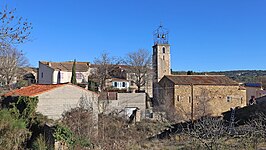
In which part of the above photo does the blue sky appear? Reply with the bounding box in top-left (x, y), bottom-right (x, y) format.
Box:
top-left (1, 0), bottom-right (266, 71)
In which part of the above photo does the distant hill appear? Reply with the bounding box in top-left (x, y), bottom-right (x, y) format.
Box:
top-left (172, 70), bottom-right (266, 89)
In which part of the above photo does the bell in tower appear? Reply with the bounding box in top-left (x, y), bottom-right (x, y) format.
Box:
top-left (152, 24), bottom-right (171, 83)
top-left (153, 25), bottom-right (169, 45)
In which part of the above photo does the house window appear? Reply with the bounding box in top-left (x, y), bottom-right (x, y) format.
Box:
top-left (176, 95), bottom-right (180, 102)
top-left (130, 81), bottom-right (134, 86)
top-left (162, 47), bottom-right (165, 53)
top-left (122, 82), bottom-right (126, 87)
top-left (114, 82), bottom-right (117, 87)
top-left (227, 96), bottom-right (232, 102)
top-left (41, 72), bottom-right (43, 78)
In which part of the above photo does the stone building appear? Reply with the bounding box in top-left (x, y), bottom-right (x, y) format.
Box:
top-left (158, 75), bottom-right (246, 120)
top-left (151, 25), bottom-right (246, 120)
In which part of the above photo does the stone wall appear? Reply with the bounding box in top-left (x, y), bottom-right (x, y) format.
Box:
top-left (158, 77), bottom-right (246, 121)
top-left (157, 77), bottom-right (175, 105)
top-left (174, 85), bottom-right (246, 120)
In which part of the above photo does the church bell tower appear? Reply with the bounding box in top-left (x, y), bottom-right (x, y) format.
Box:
top-left (152, 24), bottom-right (171, 83)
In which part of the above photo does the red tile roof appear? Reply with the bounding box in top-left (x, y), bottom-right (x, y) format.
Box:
top-left (3, 84), bottom-right (66, 97)
top-left (164, 75), bottom-right (239, 86)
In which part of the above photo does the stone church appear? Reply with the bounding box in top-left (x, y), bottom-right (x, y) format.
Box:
top-left (152, 25), bottom-right (246, 120)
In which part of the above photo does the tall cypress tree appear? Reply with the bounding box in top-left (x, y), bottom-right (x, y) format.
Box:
top-left (71, 59), bottom-right (77, 85)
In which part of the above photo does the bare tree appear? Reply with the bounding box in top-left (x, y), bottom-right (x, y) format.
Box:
top-left (237, 113), bottom-right (266, 150)
top-left (0, 43), bottom-right (28, 86)
top-left (0, 6), bottom-right (32, 87)
top-left (90, 52), bottom-right (120, 91)
top-left (124, 49), bottom-right (152, 92)
top-left (183, 116), bottom-right (229, 150)
top-left (0, 6), bottom-right (32, 45)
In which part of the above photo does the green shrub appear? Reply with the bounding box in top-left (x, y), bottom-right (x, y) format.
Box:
top-left (0, 109), bottom-right (31, 149)
top-left (32, 134), bottom-right (47, 150)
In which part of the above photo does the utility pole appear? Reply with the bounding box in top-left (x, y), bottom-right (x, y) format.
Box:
top-left (191, 84), bottom-right (194, 122)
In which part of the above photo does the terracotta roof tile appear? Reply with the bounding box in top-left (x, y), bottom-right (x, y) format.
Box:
top-left (164, 75), bottom-right (239, 86)
top-left (3, 84), bottom-right (66, 97)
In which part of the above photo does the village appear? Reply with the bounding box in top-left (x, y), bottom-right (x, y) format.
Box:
top-left (1, 24), bottom-right (266, 149)
top-left (1, 1), bottom-right (266, 150)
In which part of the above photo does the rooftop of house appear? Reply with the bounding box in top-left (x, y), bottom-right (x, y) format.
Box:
top-left (3, 83), bottom-right (99, 97)
top-left (40, 61), bottom-right (90, 72)
top-left (163, 75), bottom-right (240, 86)
top-left (3, 84), bottom-right (67, 97)
top-left (40, 61), bottom-right (149, 74)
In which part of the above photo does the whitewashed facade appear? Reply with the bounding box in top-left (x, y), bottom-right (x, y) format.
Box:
top-left (38, 61), bottom-right (91, 85)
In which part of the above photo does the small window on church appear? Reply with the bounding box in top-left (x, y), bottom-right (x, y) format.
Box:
top-left (188, 96), bottom-right (191, 103)
top-left (176, 95), bottom-right (180, 102)
top-left (162, 47), bottom-right (165, 53)
top-left (163, 55), bottom-right (165, 60)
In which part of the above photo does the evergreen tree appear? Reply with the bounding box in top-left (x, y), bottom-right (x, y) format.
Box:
top-left (71, 59), bottom-right (77, 85)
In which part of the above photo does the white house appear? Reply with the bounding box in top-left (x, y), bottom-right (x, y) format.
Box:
top-left (38, 61), bottom-right (92, 85)
top-left (2, 83), bottom-right (99, 120)
top-left (111, 78), bottom-right (130, 90)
